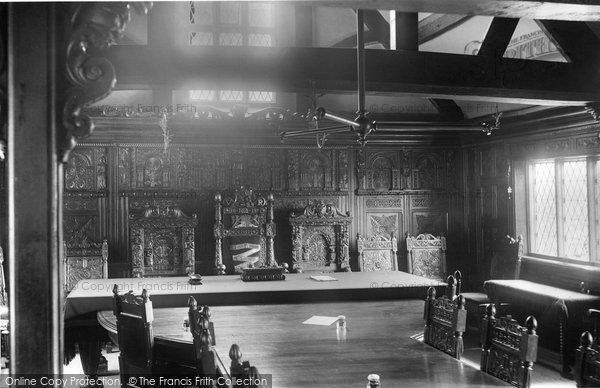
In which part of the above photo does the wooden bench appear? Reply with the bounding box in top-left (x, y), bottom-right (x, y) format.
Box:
top-left (484, 264), bottom-right (600, 376)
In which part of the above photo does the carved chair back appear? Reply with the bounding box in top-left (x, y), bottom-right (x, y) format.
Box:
top-left (406, 233), bottom-right (446, 280)
top-left (423, 279), bottom-right (467, 359)
top-left (480, 304), bottom-right (538, 388)
top-left (575, 329), bottom-right (600, 387)
top-left (64, 238), bottom-right (108, 294)
top-left (214, 187), bottom-right (276, 274)
top-left (229, 344), bottom-right (261, 388)
top-left (289, 201), bottom-right (352, 273)
top-left (188, 296), bottom-right (221, 379)
top-left (0, 246), bottom-right (7, 364)
top-left (0, 246), bottom-right (6, 307)
top-left (357, 232), bottom-right (398, 272)
top-left (130, 205), bottom-right (197, 277)
top-left (112, 285), bottom-right (155, 378)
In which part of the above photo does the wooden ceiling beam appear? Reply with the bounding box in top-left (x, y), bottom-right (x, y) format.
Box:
top-left (299, 0), bottom-right (600, 22)
top-left (418, 14), bottom-right (472, 45)
top-left (478, 17), bottom-right (519, 57)
top-left (537, 20), bottom-right (600, 64)
top-left (104, 45), bottom-right (600, 105)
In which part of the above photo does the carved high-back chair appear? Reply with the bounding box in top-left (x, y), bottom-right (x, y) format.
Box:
top-left (423, 276), bottom-right (467, 359)
top-left (214, 187), bottom-right (276, 275)
top-left (113, 285), bottom-right (155, 385)
top-left (406, 233), bottom-right (446, 280)
top-left (289, 201), bottom-right (352, 273)
top-left (357, 232), bottom-right (398, 272)
top-left (229, 344), bottom-right (261, 388)
top-left (130, 205), bottom-right (198, 277)
top-left (574, 309), bottom-right (600, 387)
top-left (480, 304), bottom-right (538, 388)
top-left (64, 238), bottom-right (108, 294)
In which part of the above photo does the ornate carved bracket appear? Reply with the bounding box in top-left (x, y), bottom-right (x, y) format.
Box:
top-left (61, 2), bottom-right (151, 163)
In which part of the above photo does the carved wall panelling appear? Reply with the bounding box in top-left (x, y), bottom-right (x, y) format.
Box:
top-left (64, 147), bottom-right (108, 193)
top-left (411, 211), bottom-right (448, 237)
top-left (413, 153), bottom-right (441, 190)
top-left (357, 149), bottom-right (410, 194)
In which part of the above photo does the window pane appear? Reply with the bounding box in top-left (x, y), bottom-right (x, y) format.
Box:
top-left (219, 32), bottom-right (243, 46)
top-left (189, 31), bottom-right (214, 46)
top-left (189, 2), bottom-right (213, 25)
top-left (220, 2), bottom-right (242, 25)
top-left (220, 90), bottom-right (244, 102)
top-left (249, 91), bottom-right (275, 103)
top-left (561, 161), bottom-right (589, 260)
top-left (248, 3), bottom-right (273, 27)
top-left (532, 162), bottom-right (557, 256)
top-left (248, 33), bottom-right (273, 47)
top-left (190, 90), bottom-right (216, 102)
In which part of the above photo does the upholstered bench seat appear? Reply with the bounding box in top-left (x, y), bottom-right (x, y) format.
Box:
top-left (484, 279), bottom-right (600, 376)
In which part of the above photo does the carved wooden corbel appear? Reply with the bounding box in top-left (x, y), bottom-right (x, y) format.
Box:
top-left (61, 2), bottom-right (151, 163)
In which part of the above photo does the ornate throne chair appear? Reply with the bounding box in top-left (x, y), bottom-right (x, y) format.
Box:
top-left (214, 187), bottom-right (276, 275)
top-left (357, 232), bottom-right (398, 272)
top-left (130, 205), bottom-right (198, 277)
top-left (406, 233), bottom-right (446, 280)
top-left (289, 201), bottom-right (352, 273)
top-left (64, 238), bottom-right (108, 294)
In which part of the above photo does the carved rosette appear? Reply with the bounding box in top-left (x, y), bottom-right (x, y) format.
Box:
top-left (61, 2), bottom-right (151, 163)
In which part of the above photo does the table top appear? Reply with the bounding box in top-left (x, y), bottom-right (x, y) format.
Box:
top-left (485, 279), bottom-right (600, 304)
top-left (98, 300), bottom-right (507, 388)
top-left (66, 271), bottom-right (445, 320)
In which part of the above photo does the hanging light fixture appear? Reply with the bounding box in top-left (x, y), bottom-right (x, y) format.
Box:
top-left (482, 104), bottom-right (503, 136)
top-left (280, 9), bottom-right (482, 148)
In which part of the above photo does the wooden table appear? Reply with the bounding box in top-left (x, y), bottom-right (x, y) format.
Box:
top-left (98, 300), bottom-right (507, 388)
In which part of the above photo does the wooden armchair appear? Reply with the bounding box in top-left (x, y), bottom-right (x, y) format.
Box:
top-left (480, 304), bottom-right (538, 388)
top-left (112, 285), bottom-right (154, 387)
top-left (423, 276), bottom-right (467, 359)
top-left (406, 233), bottom-right (446, 280)
top-left (229, 344), bottom-right (261, 388)
top-left (574, 309), bottom-right (600, 387)
top-left (64, 238), bottom-right (108, 294)
top-left (214, 187), bottom-right (276, 275)
top-left (357, 232), bottom-right (398, 272)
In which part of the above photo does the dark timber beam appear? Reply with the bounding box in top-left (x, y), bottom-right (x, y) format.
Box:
top-left (418, 14), bottom-right (472, 45)
top-left (8, 2), bottom-right (63, 373)
top-left (478, 17), bottom-right (520, 57)
top-left (333, 30), bottom-right (381, 48)
top-left (104, 45), bottom-right (600, 105)
top-left (295, 0), bottom-right (600, 22)
top-left (537, 20), bottom-right (600, 64)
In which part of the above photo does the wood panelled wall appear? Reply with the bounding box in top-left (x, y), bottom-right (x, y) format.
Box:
top-left (63, 142), bottom-right (463, 277)
top-left (462, 117), bottom-right (600, 290)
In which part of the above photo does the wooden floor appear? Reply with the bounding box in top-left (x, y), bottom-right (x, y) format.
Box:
top-left (11, 299), bottom-right (575, 387)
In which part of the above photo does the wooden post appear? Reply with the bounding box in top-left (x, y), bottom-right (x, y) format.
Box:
top-left (8, 3), bottom-right (63, 374)
top-left (423, 287), bottom-right (436, 343)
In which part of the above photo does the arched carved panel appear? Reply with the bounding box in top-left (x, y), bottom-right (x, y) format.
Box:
top-left (414, 154), bottom-right (440, 190)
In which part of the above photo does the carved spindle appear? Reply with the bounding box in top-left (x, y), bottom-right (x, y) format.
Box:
top-left (214, 192), bottom-right (224, 275)
top-left (480, 303), bottom-right (496, 371)
top-left (424, 287), bottom-right (436, 343)
top-left (455, 295), bottom-right (466, 360)
top-left (522, 316), bottom-right (538, 388)
top-left (454, 270), bottom-right (462, 296)
top-left (575, 331), bottom-right (593, 387)
top-left (229, 343), bottom-right (243, 371)
top-left (266, 193), bottom-right (275, 266)
top-left (589, 309), bottom-right (600, 349)
top-left (446, 275), bottom-right (456, 299)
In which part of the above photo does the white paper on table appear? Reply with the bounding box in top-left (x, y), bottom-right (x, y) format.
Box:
top-left (309, 275), bottom-right (338, 281)
top-left (302, 315), bottom-right (340, 326)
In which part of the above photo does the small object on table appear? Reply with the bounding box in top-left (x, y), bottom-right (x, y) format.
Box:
top-left (183, 318), bottom-right (190, 332)
top-left (241, 267), bottom-right (285, 282)
top-left (188, 274), bottom-right (202, 285)
top-left (367, 374), bottom-right (380, 387)
top-left (282, 262), bottom-right (289, 273)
